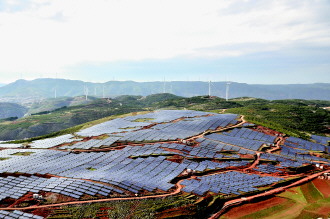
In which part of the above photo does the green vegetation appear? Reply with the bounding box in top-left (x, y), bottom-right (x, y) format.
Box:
top-left (0, 94), bottom-right (329, 141)
top-left (11, 152), bottom-right (34, 156)
top-left (27, 96), bottom-right (97, 115)
top-left (222, 180), bottom-right (330, 219)
top-left (132, 118), bottom-right (155, 122)
top-left (0, 157), bottom-right (10, 161)
top-left (0, 102), bottom-right (27, 119)
top-left (227, 103), bottom-right (330, 139)
top-left (301, 181), bottom-right (324, 202)
top-left (59, 196), bottom-right (195, 219)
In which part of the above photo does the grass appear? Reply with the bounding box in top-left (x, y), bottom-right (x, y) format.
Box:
top-left (86, 167), bottom-right (97, 171)
top-left (237, 199), bottom-right (296, 219)
top-left (0, 157), bottom-right (10, 160)
top-left (301, 181), bottom-right (324, 203)
top-left (59, 196), bottom-right (194, 219)
top-left (11, 152), bottom-right (34, 156)
top-left (132, 118), bottom-right (155, 122)
top-left (278, 187), bottom-right (307, 204)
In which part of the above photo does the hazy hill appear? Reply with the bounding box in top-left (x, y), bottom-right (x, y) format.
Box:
top-left (0, 102), bottom-right (27, 119)
top-left (0, 79), bottom-right (329, 103)
top-left (27, 96), bottom-right (98, 115)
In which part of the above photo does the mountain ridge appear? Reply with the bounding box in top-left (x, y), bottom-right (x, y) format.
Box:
top-left (0, 78), bottom-right (329, 103)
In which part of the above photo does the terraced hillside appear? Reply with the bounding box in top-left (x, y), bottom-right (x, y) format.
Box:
top-left (0, 110), bottom-right (329, 218)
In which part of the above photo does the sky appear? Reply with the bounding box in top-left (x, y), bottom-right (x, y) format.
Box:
top-left (0, 0), bottom-right (329, 84)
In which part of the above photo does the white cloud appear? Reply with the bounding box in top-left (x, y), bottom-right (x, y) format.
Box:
top-left (0, 0), bottom-right (329, 82)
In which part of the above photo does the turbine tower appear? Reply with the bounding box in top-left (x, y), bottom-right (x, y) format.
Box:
top-left (163, 77), bottom-right (166, 93)
top-left (208, 80), bottom-right (211, 97)
top-left (226, 81), bottom-right (231, 101)
top-left (84, 85), bottom-right (89, 100)
top-left (54, 73), bottom-right (58, 99)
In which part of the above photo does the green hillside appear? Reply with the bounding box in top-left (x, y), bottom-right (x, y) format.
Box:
top-left (0, 102), bottom-right (27, 119)
top-left (27, 96), bottom-right (98, 115)
top-left (1, 94), bottom-right (329, 142)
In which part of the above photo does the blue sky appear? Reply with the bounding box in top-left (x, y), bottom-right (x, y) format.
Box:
top-left (0, 0), bottom-right (329, 84)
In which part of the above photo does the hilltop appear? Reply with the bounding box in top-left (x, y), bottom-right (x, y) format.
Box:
top-left (0, 79), bottom-right (330, 103)
top-left (0, 109), bottom-right (329, 218)
top-left (0, 94), bottom-right (328, 142)
top-left (0, 102), bottom-right (27, 120)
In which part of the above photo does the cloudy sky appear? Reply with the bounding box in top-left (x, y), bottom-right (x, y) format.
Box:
top-left (0, 0), bottom-right (329, 84)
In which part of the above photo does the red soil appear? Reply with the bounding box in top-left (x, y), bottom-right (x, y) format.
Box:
top-left (222, 196), bottom-right (287, 218)
top-left (316, 206), bottom-right (330, 215)
top-left (156, 205), bottom-right (196, 219)
top-left (312, 179), bottom-right (330, 198)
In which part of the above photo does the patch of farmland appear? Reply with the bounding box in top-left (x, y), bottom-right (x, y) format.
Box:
top-left (312, 179), bottom-right (330, 198)
top-left (221, 196), bottom-right (289, 219)
top-left (300, 181), bottom-right (324, 203)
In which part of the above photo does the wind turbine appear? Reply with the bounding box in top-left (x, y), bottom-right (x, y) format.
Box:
top-left (84, 85), bottom-right (89, 100)
top-left (163, 77), bottom-right (166, 93)
top-left (54, 73), bottom-right (58, 99)
top-left (226, 81), bottom-right (231, 101)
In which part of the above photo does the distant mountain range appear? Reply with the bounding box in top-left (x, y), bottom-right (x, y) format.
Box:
top-left (0, 78), bottom-right (329, 103)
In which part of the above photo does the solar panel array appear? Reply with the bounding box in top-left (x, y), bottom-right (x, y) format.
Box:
top-left (116, 114), bottom-right (238, 143)
top-left (0, 210), bottom-right (43, 219)
top-left (0, 143), bottom-right (255, 197)
top-left (0, 146), bottom-right (188, 194)
top-left (0, 143), bottom-right (23, 148)
top-left (0, 175), bottom-right (118, 201)
top-left (29, 134), bottom-right (82, 149)
top-left (222, 128), bottom-right (276, 144)
top-left (181, 171), bottom-right (282, 196)
top-left (311, 135), bottom-right (330, 146)
top-left (205, 133), bottom-right (263, 151)
top-left (286, 137), bottom-right (326, 151)
top-left (0, 109), bottom-right (328, 208)
top-left (260, 153), bottom-right (313, 168)
top-left (253, 164), bottom-right (281, 174)
top-left (191, 138), bottom-right (255, 158)
top-left (242, 123), bottom-right (255, 127)
top-left (124, 110), bottom-right (214, 123)
top-left (59, 137), bottom-right (121, 150)
top-left (77, 110), bottom-right (238, 139)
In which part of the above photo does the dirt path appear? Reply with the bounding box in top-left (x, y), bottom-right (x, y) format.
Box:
top-left (0, 180), bottom-right (184, 211)
top-left (208, 169), bottom-right (330, 219)
top-left (245, 152), bottom-right (261, 170)
top-left (266, 136), bottom-right (283, 153)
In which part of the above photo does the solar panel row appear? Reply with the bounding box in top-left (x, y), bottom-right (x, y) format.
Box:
top-left (0, 175), bottom-right (117, 202)
top-left (181, 171), bottom-right (282, 196)
top-left (223, 128), bottom-right (276, 143)
top-left (0, 210), bottom-right (43, 219)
